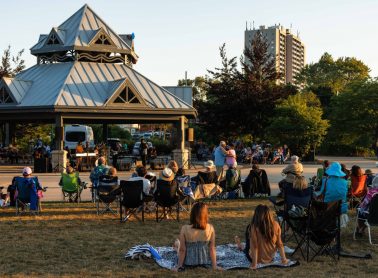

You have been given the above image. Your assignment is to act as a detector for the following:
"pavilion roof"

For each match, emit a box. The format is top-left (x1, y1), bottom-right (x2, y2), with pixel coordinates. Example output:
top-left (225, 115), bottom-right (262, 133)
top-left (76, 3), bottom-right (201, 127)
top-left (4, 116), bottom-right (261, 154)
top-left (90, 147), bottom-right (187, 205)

top-left (0, 62), bottom-right (194, 113)
top-left (30, 4), bottom-right (137, 60)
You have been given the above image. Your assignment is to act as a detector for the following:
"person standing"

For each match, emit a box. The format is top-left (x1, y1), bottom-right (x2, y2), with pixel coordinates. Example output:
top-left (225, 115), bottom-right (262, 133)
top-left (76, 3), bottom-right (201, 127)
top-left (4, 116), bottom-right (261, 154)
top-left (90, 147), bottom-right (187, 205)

top-left (139, 138), bottom-right (148, 167)
top-left (75, 141), bottom-right (84, 172)
top-left (214, 141), bottom-right (227, 181)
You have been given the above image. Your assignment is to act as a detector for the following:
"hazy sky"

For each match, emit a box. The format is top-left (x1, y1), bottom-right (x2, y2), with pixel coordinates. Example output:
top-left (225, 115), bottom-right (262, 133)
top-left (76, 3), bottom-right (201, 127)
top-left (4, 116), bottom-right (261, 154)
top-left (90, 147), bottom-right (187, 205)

top-left (1, 0), bottom-right (377, 85)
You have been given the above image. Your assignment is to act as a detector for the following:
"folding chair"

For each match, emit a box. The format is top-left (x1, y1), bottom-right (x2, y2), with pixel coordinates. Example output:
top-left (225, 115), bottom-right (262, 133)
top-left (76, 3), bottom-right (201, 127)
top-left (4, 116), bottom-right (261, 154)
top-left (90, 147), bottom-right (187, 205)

top-left (354, 195), bottom-right (378, 245)
top-left (294, 200), bottom-right (341, 262)
top-left (96, 175), bottom-right (120, 215)
top-left (119, 180), bottom-right (145, 222)
top-left (14, 177), bottom-right (41, 215)
top-left (154, 179), bottom-right (180, 222)
top-left (61, 172), bottom-right (86, 203)
top-left (349, 175), bottom-right (367, 208)
top-left (176, 175), bottom-right (193, 212)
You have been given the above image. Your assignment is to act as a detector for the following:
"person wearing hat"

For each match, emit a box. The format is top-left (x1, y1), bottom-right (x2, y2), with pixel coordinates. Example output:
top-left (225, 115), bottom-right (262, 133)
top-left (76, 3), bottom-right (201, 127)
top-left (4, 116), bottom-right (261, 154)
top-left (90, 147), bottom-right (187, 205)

top-left (214, 141), bottom-right (227, 181)
top-left (315, 162), bottom-right (349, 227)
top-left (365, 169), bottom-right (375, 187)
top-left (355, 176), bottom-right (378, 237)
top-left (18, 167), bottom-right (45, 211)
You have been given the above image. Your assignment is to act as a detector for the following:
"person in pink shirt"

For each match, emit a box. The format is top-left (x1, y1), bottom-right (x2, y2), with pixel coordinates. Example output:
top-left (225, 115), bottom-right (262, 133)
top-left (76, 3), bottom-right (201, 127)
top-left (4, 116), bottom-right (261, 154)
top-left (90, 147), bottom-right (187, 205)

top-left (226, 143), bottom-right (236, 167)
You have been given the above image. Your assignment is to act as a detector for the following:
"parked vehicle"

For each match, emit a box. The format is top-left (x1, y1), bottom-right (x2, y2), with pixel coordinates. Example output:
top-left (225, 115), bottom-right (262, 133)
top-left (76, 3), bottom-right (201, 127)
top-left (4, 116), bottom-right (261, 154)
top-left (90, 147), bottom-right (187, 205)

top-left (64, 125), bottom-right (94, 151)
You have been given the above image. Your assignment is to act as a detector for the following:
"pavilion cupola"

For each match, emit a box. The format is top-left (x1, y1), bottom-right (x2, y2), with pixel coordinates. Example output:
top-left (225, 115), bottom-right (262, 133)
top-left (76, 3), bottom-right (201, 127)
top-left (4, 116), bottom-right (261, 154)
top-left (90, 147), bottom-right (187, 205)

top-left (30, 4), bottom-right (138, 66)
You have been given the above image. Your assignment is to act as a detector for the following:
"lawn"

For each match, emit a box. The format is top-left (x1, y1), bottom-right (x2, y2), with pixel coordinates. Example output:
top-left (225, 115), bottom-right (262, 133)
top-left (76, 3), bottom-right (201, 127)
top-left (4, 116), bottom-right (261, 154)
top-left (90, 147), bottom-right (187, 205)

top-left (0, 199), bottom-right (377, 277)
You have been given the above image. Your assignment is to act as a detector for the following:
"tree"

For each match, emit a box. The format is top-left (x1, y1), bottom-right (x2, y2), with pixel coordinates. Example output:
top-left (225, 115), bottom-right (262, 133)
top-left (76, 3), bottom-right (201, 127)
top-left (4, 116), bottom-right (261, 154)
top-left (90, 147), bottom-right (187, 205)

top-left (297, 53), bottom-right (370, 108)
top-left (177, 76), bottom-right (208, 103)
top-left (325, 80), bottom-right (378, 154)
top-left (266, 92), bottom-right (329, 158)
top-left (0, 45), bottom-right (25, 78)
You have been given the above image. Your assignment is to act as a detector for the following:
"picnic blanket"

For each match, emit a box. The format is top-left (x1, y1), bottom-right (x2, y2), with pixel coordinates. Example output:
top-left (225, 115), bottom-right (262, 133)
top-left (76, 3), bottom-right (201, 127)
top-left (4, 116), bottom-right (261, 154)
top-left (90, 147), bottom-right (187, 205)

top-left (125, 243), bottom-right (299, 270)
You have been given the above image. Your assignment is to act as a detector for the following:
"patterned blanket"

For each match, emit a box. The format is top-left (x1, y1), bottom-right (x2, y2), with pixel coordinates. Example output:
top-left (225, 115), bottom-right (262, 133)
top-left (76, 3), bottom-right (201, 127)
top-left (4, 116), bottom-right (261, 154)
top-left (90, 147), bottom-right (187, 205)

top-left (125, 243), bottom-right (299, 270)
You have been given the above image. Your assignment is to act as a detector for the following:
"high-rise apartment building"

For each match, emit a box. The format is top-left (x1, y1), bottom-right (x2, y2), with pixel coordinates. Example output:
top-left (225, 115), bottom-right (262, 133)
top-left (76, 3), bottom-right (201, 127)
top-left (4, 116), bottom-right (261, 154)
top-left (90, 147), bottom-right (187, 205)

top-left (244, 24), bottom-right (305, 84)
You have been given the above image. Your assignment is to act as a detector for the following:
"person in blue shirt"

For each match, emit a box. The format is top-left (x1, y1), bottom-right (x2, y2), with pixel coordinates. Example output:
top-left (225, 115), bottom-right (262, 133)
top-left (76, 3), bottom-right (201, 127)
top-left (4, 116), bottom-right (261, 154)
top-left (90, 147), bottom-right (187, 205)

top-left (316, 162), bottom-right (349, 227)
top-left (214, 141), bottom-right (227, 181)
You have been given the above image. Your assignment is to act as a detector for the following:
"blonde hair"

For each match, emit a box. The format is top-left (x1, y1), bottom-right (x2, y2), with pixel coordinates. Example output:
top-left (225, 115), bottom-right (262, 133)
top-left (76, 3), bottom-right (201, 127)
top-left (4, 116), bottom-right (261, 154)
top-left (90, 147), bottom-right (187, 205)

top-left (167, 160), bottom-right (179, 174)
top-left (293, 176), bottom-right (308, 190)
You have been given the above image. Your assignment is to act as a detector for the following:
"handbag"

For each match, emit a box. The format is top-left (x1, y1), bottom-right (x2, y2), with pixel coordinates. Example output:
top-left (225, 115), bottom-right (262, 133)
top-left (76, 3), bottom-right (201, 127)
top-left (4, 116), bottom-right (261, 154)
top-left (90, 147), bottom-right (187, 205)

top-left (315, 177), bottom-right (328, 201)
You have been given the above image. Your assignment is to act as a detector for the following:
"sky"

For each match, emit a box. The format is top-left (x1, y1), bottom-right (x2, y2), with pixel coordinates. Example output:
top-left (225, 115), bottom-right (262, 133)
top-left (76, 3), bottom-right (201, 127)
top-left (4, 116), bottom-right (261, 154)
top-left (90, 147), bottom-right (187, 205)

top-left (1, 0), bottom-right (378, 85)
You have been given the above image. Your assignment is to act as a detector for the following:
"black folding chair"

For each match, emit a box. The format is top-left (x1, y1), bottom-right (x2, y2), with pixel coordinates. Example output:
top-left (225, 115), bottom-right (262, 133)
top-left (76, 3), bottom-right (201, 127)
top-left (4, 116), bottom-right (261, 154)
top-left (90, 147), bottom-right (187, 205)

top-left (96, 175), bottom-right (120, 215)
top-left (154, 179), bottom-right (180, 222)
top-left (354, 195), bottom-right (378, 245)
top-left (294, 200), bottom-right (341, 262)
top-left (119, 180), bottom-right (145, 222)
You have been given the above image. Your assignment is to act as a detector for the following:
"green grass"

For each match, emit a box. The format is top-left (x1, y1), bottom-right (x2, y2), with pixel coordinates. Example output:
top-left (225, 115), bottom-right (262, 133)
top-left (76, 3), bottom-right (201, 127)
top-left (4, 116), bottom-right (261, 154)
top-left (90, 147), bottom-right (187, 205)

top-left (0, 199), bottom-right (377, 277)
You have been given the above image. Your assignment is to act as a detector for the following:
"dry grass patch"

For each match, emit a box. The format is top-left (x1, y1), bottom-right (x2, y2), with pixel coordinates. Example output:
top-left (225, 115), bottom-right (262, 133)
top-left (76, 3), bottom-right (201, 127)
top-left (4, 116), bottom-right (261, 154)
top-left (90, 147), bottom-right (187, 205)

top-left (0, 199), bottom-right (377, 277)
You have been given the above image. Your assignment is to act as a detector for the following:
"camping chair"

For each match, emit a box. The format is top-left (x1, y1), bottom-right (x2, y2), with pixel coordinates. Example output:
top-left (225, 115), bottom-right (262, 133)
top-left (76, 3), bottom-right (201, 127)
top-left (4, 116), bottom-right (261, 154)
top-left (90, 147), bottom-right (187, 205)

top-left (194, 171), bottom-right (223, 200)
top-left (349, 175), bottom-right (367, 208)
top-left (354, 195), bottom-right (378, 245)
top-left (176, 175), bottom-right (193, 212)
top-left (293, 200), bottom-right (341, 262)
top-left (154, 179), bottom-right (180, 222)
top-left (119, 180), bottom-right (145, 222)
top-left (61, 172), bottom-right (86, 203)
top-left (96, 175), bottom-right (120, 215)
top-left (14, 176), bottom-right (41, 215)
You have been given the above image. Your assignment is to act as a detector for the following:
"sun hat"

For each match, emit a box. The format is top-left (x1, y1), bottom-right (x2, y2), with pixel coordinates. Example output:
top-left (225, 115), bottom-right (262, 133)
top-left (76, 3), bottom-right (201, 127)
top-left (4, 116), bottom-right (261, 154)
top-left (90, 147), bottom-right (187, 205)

top-left (22, 167), bottom-right (32, 176)
top-left (160, 168), bottom-right (174, 182)
top-left (204, 160), bottom-right (215, 169)
top-left (325, 162), bottom-right (346, 177)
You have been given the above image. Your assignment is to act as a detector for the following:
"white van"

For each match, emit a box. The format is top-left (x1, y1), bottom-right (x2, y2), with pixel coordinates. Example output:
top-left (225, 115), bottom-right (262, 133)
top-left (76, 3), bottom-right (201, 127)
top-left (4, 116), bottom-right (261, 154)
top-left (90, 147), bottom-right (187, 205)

top-left (64, 125), bottom-right (95, 150)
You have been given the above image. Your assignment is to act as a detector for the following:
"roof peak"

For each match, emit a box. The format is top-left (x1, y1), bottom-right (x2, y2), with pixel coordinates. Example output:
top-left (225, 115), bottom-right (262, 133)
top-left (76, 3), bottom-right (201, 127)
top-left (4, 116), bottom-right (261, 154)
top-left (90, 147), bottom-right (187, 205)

top-left (30, 4), bottom-right (138, 65)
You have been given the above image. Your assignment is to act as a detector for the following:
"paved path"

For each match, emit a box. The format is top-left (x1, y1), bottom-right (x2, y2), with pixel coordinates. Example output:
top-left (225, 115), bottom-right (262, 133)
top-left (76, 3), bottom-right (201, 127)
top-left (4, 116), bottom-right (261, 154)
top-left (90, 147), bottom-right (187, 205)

top-left (0, 156), bottom-right (377, 201)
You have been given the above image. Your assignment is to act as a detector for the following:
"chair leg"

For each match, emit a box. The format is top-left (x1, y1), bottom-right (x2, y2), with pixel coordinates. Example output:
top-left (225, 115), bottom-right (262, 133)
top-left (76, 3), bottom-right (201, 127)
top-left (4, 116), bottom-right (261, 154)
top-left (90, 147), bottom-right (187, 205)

top-left (353, 215), bottom-right (359, 240)
top-left (142, 203), bottom-right (145, 222)
top-left (120, 201), bottom-right (123, 223)
top-left (368, 224), bottom-right (372, 245)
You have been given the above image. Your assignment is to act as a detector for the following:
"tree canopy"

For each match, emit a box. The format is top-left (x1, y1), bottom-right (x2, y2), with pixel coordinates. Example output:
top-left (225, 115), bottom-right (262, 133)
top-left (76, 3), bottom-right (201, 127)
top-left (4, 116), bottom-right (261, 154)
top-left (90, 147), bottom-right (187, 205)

top-left (266, 92), bottom-right (329, 158)
top-left (0, 45), bottom-right (25, 78)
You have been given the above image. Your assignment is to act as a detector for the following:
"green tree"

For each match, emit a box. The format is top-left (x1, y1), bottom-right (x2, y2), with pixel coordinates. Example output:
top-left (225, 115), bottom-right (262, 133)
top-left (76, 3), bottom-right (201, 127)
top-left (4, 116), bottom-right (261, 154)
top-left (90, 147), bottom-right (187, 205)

top-left (266, 92), bottom-right (329, 158)
top-left (297, 53), bottom-right (370, 108)
top-left (325, 80), bottom-right (378, 155)
top-left (0, 45), bottom-right (25, 78)
top-left (177, 76), bottom-right (208, 103)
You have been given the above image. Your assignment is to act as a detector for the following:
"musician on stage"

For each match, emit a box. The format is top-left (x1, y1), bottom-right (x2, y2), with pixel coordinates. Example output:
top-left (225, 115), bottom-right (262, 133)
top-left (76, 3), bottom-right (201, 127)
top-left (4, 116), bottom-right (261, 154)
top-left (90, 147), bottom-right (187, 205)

top-left (75, 141), bottom-right (84, 171)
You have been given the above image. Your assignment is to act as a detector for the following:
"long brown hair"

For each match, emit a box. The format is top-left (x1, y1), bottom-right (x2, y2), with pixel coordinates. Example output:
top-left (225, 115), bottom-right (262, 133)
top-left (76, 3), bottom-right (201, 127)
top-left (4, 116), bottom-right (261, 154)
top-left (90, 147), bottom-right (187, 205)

top-left (190, 202), bottom-right (208, 230)
top-left (250, 205), bottom-right (275, 243)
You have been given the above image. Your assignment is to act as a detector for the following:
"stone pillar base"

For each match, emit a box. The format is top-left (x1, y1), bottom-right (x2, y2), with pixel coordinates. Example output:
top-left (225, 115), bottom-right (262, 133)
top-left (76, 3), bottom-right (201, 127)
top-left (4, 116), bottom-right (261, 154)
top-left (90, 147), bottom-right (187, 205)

top-left (51, 150), bottom-right (67, 173)
top-left (172, 149), bottom-right (189, 170)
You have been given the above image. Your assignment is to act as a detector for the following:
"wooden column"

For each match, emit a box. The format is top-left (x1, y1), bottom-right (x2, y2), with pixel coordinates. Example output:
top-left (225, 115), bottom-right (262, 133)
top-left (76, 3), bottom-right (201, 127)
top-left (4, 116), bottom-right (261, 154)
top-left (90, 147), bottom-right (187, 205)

top-left (179, 116), bottom-right (185, 151)
top-left (55, 115), bottom-right (64, 151)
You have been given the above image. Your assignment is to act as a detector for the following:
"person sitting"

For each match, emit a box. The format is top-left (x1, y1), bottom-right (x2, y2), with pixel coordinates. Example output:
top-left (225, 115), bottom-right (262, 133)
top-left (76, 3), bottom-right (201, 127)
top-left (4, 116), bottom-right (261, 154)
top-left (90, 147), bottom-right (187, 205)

top-left (271, 147), bottom-right (283, 165)
top-left (315, 162), bottom-right (349, 227)
top-left (174, 202), bottom-right (219, 271)
top-left (167, 160), bottom-right (179, 176)
top-left (355, 177), bottom-right (378, 237)
top-left (90, 157), bottom-right (110, 187)
top-left (235, 205), bottom-right (288, 269)
top-left (224, 162), bottom-right (241, 192)
top-left (314, 160), bottom-right (330, 190)
top-left (279, 155), bottom-right (303, 193)
top-left (15, 167), bottom-right (46, 211)
top-left (242, 164), bottom-right (271, 197)
top-left (59, 166), bottom-right (85, 202)
top-left (128, 166), bottom-right (152, 196)
top-left (59, 166), bottom-right (82, 186)
top-left (194, 160), bottom-right (218, 186)
top-left (349, 165), bottom-right (367, 199)
top-left (365, 169), bottom-right (375, 187)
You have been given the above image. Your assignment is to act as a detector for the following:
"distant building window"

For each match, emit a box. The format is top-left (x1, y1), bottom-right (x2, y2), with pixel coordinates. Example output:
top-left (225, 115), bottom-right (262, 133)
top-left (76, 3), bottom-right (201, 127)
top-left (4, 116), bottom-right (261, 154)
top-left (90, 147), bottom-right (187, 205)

top-left (95, 34), bottom-right (111, 45)
top-left (113, 86), bottom-right (141, 104)
top-left (0, 87), bottom-right (13, 104)
top-left (47, 33), bottom-right (60, 45)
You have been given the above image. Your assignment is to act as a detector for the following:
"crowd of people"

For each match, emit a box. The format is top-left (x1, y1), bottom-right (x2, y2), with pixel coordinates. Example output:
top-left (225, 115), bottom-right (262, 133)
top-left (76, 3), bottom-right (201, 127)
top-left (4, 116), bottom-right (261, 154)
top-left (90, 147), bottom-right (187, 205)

top-left (1, 144), bottom-right (378, 272)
